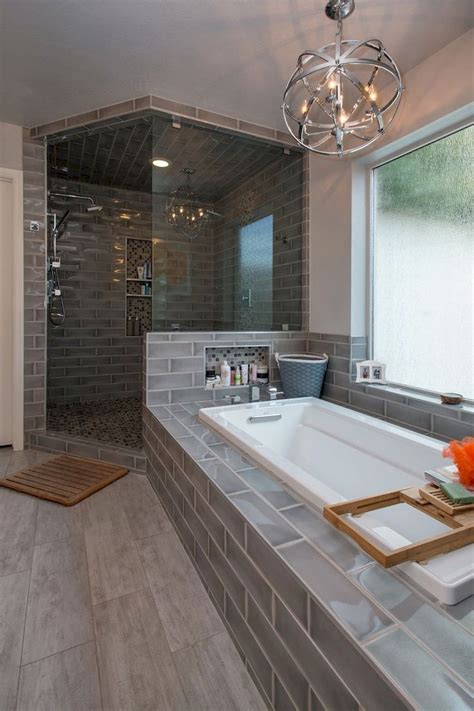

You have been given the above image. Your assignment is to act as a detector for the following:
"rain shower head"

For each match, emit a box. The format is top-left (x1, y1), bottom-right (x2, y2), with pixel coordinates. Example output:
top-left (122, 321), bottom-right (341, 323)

top-left (48, 190), bottom-right (103, 213)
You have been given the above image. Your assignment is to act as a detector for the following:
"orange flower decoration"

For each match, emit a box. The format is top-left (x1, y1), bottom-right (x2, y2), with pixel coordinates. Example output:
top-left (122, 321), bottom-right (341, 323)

top-left (442, 437), bottom-right (474, 489)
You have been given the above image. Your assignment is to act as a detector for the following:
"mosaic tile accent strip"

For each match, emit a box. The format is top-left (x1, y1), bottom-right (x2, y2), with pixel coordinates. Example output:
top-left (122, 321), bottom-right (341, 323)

top-left (47, 396), bottom-right (142, 449)
top-left (126, 237), bottom-right (152, 279)
top-left (142, 401), bottom-right (473, 711)
top-left (126, 295), bottom-right (152, 335)
top-left (205, 345), bottom-right (270, 374)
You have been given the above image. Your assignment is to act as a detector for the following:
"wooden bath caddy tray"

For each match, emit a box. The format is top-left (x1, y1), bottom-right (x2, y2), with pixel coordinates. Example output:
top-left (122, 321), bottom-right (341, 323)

top-left (323, 487), bottom-right (474, 568)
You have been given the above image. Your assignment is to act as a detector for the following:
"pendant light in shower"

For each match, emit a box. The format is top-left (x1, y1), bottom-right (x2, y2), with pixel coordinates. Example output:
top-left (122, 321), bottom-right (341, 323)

top-left (165, 168), bottom-right (209, 239)
top-left (282, 0), bottom-right (403, 157)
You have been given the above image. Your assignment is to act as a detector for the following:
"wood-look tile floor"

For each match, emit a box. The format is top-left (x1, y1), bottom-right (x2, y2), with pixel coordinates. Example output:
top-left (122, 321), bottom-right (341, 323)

top-left (0, 447), bottom-right (266, 711)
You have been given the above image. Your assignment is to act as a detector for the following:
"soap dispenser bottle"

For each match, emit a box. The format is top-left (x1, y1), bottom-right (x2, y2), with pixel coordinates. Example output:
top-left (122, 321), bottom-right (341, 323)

top-left (221, 360), bottom-right (231, 387)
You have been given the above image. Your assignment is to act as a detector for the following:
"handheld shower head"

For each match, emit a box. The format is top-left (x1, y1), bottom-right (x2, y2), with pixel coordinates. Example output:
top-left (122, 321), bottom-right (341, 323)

top-left (87, 204), bottom-right (103, 213)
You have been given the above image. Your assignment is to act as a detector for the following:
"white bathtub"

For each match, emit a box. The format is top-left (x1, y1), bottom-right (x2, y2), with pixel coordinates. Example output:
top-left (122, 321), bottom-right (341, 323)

top-left (199, 397), bottom-right (473, 605)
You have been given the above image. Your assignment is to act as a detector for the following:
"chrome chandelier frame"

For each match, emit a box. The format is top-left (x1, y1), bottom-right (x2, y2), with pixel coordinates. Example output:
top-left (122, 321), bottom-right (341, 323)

top-left (282, 0), bottom-right (403, 157)
top-left (165, 168), bottom-right (210, 239)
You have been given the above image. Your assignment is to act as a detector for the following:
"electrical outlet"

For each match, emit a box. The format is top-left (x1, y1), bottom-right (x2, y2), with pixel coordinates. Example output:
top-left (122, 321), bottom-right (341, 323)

top-left (29, 221), bottom-right (40, 232)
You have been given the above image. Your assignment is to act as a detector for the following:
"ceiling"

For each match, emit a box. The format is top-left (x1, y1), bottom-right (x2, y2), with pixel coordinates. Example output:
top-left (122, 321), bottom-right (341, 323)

top-left (1, 0), bottom-right (472, 130)
top-left (47, 115), bottom-right (289, 198)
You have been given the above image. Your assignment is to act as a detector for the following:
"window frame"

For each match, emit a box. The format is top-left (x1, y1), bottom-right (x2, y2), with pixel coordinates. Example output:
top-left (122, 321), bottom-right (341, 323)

top-left (357, 107), bottom-right (473, 401)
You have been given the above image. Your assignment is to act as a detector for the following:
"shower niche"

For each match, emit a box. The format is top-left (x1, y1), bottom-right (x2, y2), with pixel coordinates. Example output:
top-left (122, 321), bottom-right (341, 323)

top-left (126, 237), bottom-right (152, 336)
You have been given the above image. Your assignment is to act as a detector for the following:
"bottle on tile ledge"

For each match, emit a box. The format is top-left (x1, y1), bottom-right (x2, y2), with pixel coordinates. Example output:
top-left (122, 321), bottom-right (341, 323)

top-left (241, 363), bottom-right (249, 385)
top-left (230, 366), bottom-right (236, 386)
top-left (221, 360), bottom-right (231, 387)
top-left (250, 361), bottom-right (258, 382)
top-left (235, 366), bottom-right (241, 386)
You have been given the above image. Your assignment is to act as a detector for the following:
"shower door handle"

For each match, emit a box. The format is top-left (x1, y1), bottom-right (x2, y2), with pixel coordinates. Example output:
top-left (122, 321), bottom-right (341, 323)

top-left (241, 289), bottom-right (252, 308)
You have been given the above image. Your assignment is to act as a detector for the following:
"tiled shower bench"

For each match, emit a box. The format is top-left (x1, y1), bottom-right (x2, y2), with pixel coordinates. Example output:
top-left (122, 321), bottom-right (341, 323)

top-left (142, 403), bottom-right (473, 711)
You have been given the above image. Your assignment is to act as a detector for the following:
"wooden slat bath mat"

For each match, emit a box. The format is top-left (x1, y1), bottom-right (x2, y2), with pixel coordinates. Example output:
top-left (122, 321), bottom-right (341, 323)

top-left (0, 454), bottom-right (128, 506)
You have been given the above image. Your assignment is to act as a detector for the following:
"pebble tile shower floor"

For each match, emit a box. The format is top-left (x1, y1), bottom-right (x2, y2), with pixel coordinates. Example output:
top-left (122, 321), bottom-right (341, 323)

top-left (47, 397), bottom-right (142, 449)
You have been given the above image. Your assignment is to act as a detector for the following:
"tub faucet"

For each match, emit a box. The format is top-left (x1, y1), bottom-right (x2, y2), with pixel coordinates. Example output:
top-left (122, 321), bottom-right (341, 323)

top-left (248, 382), bottom-right (284, 402)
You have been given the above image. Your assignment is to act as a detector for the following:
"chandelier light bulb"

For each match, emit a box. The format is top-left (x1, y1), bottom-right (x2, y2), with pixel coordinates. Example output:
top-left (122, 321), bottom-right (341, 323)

top-left (282, 0), bottom-right (403, 157)
top-left (338, 109), bottom-right (349, 125)
top-left (366, 84), bottom-right (377, 101)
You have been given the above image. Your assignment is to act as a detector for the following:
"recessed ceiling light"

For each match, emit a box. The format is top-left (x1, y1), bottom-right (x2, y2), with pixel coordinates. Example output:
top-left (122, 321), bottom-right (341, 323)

top-left (151, 157), bottom-right (171, 168)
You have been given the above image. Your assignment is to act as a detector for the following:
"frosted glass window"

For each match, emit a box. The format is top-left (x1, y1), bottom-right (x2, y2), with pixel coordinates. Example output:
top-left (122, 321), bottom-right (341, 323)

top-left (372, 126), bottom-right (474, 399)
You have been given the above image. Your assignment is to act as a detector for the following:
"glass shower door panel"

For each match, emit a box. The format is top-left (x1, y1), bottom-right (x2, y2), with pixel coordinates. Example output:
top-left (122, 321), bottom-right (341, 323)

top-left (235, 215), bottom-right (273, 330)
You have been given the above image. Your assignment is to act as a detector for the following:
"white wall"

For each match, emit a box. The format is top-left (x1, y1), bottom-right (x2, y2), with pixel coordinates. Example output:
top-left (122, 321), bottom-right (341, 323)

top-left (0, 121), bottom-right (24, 447)
top-left (309, 29), bottom-right (474, 336)
top-left (0, 122), bottom-right (23, 170)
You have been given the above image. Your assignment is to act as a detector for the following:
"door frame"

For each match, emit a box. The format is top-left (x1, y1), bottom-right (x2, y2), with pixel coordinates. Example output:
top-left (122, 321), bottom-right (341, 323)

top-left (0, 167), bottom-right (24, 450)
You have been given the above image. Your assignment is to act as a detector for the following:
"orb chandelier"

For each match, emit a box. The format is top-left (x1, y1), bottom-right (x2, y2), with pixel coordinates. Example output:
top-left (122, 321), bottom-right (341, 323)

top-left (165, 168), bottom-right (210, 239)
top-left (282, 0), bottom-right (403, 157)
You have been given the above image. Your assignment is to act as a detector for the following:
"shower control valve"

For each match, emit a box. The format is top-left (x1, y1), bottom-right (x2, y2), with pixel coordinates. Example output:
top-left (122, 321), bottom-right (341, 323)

top-left (54, 288), bottom-right (61, 296)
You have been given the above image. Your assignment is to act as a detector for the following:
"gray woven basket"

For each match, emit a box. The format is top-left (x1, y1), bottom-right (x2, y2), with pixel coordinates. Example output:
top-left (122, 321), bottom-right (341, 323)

top-left (276, 353), bottom-right (328, 399)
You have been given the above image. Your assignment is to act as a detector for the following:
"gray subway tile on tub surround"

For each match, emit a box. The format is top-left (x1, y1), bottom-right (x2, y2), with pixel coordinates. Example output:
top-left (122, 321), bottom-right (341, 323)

top-left (309, 596), bottom-right (409, 711)
top-left (229, 491), bottom-right (302, 547)
top-left (247, 595), bottom-right (310, 711)
top-left (352, 564), bottom-right (474, 686)
top-left (237, 468), bottom-right (299, 510)
top-left (142, 331), bottom-right (473, 711)
top-left (279, 540), bottom-right (393, 642)
top-left (274, 596), bottom-right (358, 711)
top-left (366, 628), bottom-right (473, 711)
top-left (281, 504), bottom-right (370, 572)
top-left (198, 458), bottom-right (248, 495)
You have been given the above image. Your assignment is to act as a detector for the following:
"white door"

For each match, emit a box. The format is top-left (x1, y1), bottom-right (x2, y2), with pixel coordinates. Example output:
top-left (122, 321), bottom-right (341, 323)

top-left (0, 176), bottom-right (14, 444)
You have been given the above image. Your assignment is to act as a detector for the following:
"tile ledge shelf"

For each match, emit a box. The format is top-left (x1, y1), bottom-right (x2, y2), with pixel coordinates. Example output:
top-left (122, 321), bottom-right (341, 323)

top-left (364, 383), bottom-right (474, 414)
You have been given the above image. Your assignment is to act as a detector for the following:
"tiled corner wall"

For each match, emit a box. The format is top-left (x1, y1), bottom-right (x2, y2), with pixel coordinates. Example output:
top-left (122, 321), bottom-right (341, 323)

top-left (310, 333), bottom-right (474, 442)
top-left (23, 131), bottom-right (47, 435)
top-left (142, 401), bottom-right (473, 710)
top-left (145, 332), bottom-right (307, 407)
top-left (213, 152), bottom-right (306, 332)
top-left (47, 179), bottom-right (148, 403)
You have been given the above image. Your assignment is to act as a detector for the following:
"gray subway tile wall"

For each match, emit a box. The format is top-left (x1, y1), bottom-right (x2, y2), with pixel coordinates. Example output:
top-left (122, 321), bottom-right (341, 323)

top-left (146, 331), bottom-right (472, 442)
top-left (145, 331), bottom-right (306, 407)
top-left (213, 155), bottom-right (306, 332)
top-left (23, 132), bottom-right (47, 435)
top-left (47, 179), bottom-right (149, 404)
top-left (309, 332), bottom-right (474, 442)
